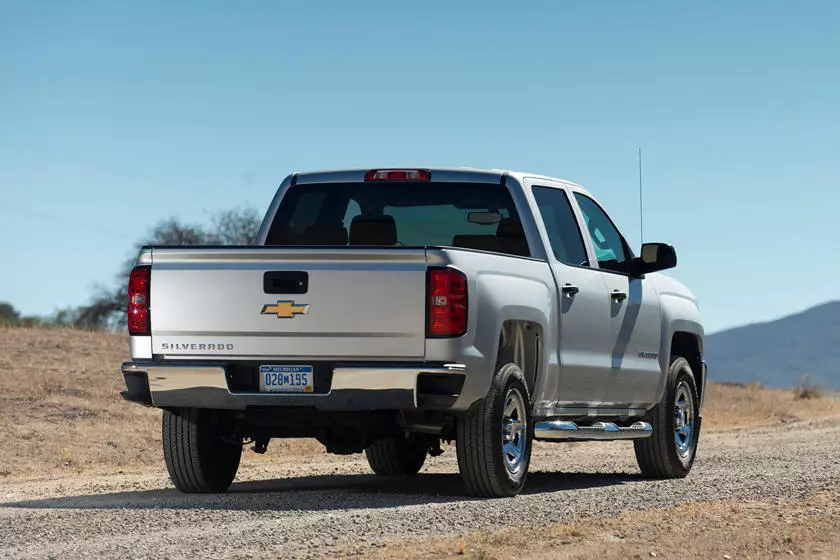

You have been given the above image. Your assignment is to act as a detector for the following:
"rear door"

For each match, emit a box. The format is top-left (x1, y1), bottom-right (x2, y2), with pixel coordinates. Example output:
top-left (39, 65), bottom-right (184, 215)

top-left (149, 248), bottom-right (429, 360)
top-left (528, 181), bottom-right (614, 405)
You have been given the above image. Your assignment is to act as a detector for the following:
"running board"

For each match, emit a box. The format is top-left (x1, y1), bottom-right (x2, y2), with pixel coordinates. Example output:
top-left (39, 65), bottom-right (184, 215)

top-left (534, 420), bottom-right (652, 441)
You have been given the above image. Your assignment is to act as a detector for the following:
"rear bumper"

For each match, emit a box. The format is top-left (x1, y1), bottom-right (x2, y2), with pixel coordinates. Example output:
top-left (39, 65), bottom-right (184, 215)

top-left (120, 361), bottom-right (466, 411)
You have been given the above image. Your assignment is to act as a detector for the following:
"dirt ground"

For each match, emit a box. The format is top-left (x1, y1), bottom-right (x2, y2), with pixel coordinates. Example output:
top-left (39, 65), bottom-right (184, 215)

top-left (1, 327), bottom-right (839, 559)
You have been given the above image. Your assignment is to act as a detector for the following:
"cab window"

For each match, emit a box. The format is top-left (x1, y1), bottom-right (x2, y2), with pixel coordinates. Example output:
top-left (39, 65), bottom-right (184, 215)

top-left (266, 181), bottom-right (530, 257)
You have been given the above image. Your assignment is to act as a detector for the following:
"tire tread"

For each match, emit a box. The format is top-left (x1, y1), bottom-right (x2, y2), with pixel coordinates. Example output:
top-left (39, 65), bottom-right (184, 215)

top-left (456, 363), bottom-right (531, 497)
top-left (162, 408), bottom-right (242, 493)
top-left (634, 357), bottom-right (699, 479)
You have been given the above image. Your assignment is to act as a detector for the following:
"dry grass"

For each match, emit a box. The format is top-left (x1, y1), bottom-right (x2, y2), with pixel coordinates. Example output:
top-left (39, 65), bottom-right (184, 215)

top-left (702, 380), bottom-right (840, 431)
top-left (0, 327), bottom-right (324, 481)
top-left (1, 327), bottom-right (838, 480)
top-left (352, 491), bottom-right (840, 560)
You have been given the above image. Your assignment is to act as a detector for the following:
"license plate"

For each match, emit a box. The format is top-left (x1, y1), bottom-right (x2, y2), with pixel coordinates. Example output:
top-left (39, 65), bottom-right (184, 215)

top-left (258, 365), bottom-right (314, 393)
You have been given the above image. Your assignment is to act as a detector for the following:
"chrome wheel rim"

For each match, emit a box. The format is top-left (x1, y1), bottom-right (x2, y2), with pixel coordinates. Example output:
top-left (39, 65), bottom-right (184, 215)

top-left (673, 381), bottom-right (696, 458)
top-left (502, 387), bottom-right (527, 475)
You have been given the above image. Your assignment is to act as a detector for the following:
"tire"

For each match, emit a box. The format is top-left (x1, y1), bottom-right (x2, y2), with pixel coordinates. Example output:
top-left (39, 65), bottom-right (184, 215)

top-left (364, 435), bottom-right (427, 476)
top-left (456, 362), bottom-right (532, 497)
top-left (634, 356), bottom-right (701, 478)
top-left (162, 408), bottom-right (243, 493)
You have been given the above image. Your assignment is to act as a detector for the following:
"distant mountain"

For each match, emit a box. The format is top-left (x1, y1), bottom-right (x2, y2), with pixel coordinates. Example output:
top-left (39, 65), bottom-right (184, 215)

top-left (705, 301), bottom-right (840, 390)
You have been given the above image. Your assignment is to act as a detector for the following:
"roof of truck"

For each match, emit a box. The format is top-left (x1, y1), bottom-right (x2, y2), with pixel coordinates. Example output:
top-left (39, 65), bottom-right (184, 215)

top-left (290, 167), bottom-right (588, 192)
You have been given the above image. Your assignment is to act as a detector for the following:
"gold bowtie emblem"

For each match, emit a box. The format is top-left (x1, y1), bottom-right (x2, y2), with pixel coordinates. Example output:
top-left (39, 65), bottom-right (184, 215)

top-left (261, 300), bottom-right (310, 319)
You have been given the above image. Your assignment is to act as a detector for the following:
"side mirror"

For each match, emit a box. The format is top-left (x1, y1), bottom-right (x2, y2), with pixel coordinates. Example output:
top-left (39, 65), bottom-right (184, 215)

top-left (634, 242), bottom-right (677, 275)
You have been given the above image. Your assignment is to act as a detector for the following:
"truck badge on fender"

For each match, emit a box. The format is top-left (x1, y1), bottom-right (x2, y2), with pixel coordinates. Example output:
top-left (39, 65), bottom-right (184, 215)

top-left (261, 300), bottom-right (310, 319)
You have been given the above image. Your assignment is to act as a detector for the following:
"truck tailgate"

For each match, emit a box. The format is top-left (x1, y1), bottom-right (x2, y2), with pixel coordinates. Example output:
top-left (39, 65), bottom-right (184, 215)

top-left (148, 248), bottom-right (429, 360)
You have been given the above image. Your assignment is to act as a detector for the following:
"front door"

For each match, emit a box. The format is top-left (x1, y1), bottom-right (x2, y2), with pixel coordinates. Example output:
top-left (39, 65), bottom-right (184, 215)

top-left (572, 192), bottom-right (663, 405)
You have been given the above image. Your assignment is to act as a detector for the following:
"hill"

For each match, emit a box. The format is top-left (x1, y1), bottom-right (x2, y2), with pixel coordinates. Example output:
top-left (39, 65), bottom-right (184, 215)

top-left (705, 301), bottom-right (840, 390)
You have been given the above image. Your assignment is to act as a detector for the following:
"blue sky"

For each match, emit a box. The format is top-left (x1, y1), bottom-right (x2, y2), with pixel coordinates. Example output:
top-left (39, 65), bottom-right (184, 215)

top-left (1, 0), bottom-right (838, 333)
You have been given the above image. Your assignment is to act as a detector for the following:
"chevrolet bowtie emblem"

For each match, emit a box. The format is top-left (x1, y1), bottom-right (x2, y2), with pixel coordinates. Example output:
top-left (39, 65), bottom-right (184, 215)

top-left (261, 300), bottom-right (310, 319)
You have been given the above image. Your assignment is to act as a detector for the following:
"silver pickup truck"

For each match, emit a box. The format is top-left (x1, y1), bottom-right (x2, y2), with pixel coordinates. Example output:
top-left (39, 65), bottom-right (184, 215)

top-left (120, 167), bottom-right (705, 498)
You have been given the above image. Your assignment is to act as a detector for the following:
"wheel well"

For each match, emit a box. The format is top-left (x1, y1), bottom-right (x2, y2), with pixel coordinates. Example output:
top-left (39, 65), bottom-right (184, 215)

top-left (497, 320), bottom-right (542, 396)
top-left (671, 331), bottom-right (704, 401)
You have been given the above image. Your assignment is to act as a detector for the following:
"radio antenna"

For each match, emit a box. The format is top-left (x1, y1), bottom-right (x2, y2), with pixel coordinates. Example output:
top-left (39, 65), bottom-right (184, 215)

top-left (638, 147), bottom-right (644, 244)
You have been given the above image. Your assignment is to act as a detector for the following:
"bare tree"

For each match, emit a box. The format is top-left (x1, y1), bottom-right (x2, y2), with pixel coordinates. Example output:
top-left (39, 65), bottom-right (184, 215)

top-left (210, 207), bottom-right (262, 245)
top-left (74, 206), bottom-right (262, 331)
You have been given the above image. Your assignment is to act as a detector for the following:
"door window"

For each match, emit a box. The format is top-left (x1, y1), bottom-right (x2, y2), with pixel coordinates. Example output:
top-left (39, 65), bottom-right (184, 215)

top-left (573, 193), bottom-right (629, 273)
top-left (532, 186), bottom-right (589, 266)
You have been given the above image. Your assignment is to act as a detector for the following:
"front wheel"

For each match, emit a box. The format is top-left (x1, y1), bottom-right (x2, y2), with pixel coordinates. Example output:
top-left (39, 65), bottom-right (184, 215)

top-left (162, 408), bottom-right (243, 493)
top-left (456, 362), bottom-right (532, 497)
top-left (634, 356), bottom-right (701, 478)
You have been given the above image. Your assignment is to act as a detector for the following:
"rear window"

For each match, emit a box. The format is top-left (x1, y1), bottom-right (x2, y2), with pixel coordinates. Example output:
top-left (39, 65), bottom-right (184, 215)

top-left (265, 182), bottom-right (530, 257)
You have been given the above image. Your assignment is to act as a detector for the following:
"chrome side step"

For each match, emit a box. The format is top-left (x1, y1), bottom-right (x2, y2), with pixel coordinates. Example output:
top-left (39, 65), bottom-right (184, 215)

top-left (534, 420), bottom-right (653, 441)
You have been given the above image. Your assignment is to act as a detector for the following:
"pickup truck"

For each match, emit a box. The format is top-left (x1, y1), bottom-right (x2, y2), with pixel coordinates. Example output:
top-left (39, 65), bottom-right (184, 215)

top-left (120, 167), bottom-right (705, 498)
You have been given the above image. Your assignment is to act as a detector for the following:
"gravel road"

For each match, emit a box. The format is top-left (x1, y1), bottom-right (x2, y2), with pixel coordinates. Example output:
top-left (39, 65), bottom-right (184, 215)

top-left (2, 418), bottom-right (839, 559)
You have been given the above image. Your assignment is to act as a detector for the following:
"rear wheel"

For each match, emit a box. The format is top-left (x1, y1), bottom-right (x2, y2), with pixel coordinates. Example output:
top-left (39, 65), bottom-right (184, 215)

top-left (634, 357), bottom-right (700, 478)
top-left (162, 408), bottom-right (243, 493)
top-left (456, 362), bottom-right (532, 497)
top-left (364, 435), bottom-right (427, 475)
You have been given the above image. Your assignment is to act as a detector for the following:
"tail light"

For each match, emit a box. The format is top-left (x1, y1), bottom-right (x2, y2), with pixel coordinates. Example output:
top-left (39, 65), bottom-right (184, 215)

top-left (128, 265), bottom-right (151, 335)
top-left (427, 267), bottom-right (467, 337)
top-left (365, 169), bottom-right (431, 182)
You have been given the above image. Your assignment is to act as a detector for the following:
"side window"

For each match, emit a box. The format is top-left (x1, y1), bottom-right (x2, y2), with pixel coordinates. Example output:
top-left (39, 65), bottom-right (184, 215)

top-left (573, 193), bottom-right (629, 273)
top-left (532, 186), bottom-right (589, 266)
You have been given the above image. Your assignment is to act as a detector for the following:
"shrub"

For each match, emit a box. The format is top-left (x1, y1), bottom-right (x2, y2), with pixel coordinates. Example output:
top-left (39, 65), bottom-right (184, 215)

top-left (795, 376), bottom-right (821, 400)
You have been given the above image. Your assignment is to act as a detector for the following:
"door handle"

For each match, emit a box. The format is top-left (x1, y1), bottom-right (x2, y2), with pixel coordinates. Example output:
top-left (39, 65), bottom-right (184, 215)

top-left (264, 271), bottom-right (308, 294)
top-left (562, 284), bottom-right (580, 297)
top-left (611, 290), bottom-right (627, 302)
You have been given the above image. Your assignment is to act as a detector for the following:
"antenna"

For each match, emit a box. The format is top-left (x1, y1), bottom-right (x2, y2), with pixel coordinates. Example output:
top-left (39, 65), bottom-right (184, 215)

top-left (638, 147), bottom-right (644, 244)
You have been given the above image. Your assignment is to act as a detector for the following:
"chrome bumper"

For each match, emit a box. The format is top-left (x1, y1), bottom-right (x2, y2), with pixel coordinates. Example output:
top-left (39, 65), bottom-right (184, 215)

top-left (121, 362), bottom-right (465, 411)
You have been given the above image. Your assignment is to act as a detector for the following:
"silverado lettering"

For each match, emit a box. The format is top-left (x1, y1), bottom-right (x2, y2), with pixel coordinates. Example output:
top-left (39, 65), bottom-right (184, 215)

top-left (160, 343), bottom-right (234, 351)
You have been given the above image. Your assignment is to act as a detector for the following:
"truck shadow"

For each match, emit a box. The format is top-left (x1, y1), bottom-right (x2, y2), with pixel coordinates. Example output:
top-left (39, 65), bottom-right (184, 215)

top-left (0, 471), bottom-right (642, 512)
